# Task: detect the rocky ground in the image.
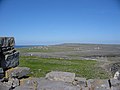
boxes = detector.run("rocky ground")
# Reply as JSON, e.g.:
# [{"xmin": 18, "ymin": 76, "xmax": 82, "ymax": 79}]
[
  {"xmin": 1, "ymin": 70, "xmax": 120, "ymax": 90},
  {"xmin": 19, "ymin": 44, "xmax": 120, "ymax": 60}
]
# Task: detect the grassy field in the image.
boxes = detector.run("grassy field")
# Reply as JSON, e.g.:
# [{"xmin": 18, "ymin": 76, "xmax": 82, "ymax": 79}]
[{"xmin": 19, "ymin": 56, "xmax": 110, "ymax": 79}]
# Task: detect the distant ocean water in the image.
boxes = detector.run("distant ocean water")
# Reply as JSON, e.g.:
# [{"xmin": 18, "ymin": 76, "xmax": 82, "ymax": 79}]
[{"xmin": 15, "ymin": 45, "xmax": 43, "ymax": 48}]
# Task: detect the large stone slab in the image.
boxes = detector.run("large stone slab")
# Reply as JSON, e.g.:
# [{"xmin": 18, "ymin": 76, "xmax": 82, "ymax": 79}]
[
  {"xmin": 38, "ymin": 78, "xmax": 81, "ymax": 90},
  {"xmin": 87, "ymin": 79, "xmax": 110, "ymax": 90},
  {"xmin": 0, "ymin": 37, "xmax": 15, "ymax": 47},
  {"xmin": 18, "ymin": 78, "xmax": 81, "ymax": 90},
  {"xmin": 5, "ymin": 67, "xmax": 30, "ymax": 78},
  {"xmin": 1, "ymin": 51, "xmax": 19, "ymax": 69},
  {"xmin": 45, "ymin": 71, "xmax": 75, "ymax": 83}
]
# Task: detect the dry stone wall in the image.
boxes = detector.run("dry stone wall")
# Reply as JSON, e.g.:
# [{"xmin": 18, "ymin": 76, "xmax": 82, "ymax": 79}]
[
  {"xmin": 0, "ymin": 37, "xmax": 30, "ymax": 89},
  {"xmin": 3, "ymin": 71, "xmax": 119, "ymax": 90},
  {"xmin": 0, "ymin": 37, "xmax": 19, "ymax": 70}
]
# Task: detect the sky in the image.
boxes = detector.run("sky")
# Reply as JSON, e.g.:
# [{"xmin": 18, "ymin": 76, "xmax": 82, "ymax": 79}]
[{"xmin": 0, "ymin": 0, "xmax": 120, "ymax": 45}]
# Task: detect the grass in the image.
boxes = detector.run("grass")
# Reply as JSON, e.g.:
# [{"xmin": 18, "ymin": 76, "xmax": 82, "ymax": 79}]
[{"xmin": 19, "ymin": 56, "xmax": 110, "ymax": 79}]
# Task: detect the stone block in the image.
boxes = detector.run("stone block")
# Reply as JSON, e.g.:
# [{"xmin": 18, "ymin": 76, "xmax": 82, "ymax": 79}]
[
  {"xmin": 73, "ymin": 77, "xmax": 87, "ymax": 87},
  {"xmin": 1, "ymin": 47, "xmax": 14, "ymax": 53},
  {"xmin": 0, "ymin": 82, "xmax": 12, "ymax": 90},
  {"xmin": 111, "ymin": 86, "xmax": 120, "ymax": 90},
  {"xmin": 38, "ymin": 78, "xmax": 81, "ymax": 90},
  {"xmin": 14, "ymin": 86, "xmax": 35, "ymax": 90},
  {"xmin": 110, "ymin": 78, "xmax": 120, "ymax": 86},
  {"xmin": 5, "ymin": 67, "xmax": 30, "ymax": 78},
  {"xmin": 87, "ymin": 79, "xmax": 110, "ymax": 90},
  {"xmin": 20, "ymin": 78, "xmax": 38, "ymax": 87},
  {"xmin": 45, "ymin": 71, "xmax": 75, "ymax": 83},
  {"xmin": 1, "ymin": 51, "xmax": 19, "ymax": 69},
  {"xmin": 11, "ymin": 78, "xmax": 19, "ymax": 88},
  {"xmin": 3, "ymin": 78, "xmax": 19, "ymax": 88},
  {"xmin": 2, "ymin": 49, "xmax": 16, "ymax": 55},
  {"xmin": 19, "ymin": 78, "xmax": 39, "ymax": 90},
  {"xmin": 0, "ymin": 37, "xmax": 15, "ymax": 48}
]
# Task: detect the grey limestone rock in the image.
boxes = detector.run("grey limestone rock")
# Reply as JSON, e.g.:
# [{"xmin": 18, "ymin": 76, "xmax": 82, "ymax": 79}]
[
  {"xmin": 14, "ymin": 86, "xmax": 35, "ymax": 90},
  {"xmin": 111, "ymin": 86, "xmax": 120, "ymax": 90},
  {"xmin": 38, "ymin": 78, "xmax": 81, "ymax": 90},
  {"xmin": 45, "ymin": 71, "xmax": 75, "ymax": 83},
  {"xmin": 1, "ymin": 78, "xmax": 19, "ymax": 89},
  {"xmin": 1, "ymin": 51, "xmax": 19, "ymax": 69},
  {"xmin": 110, "ymin": 78, "xmax": 120, "ymax": 86},
  {"xmin": 5, "ymin": 67, "xmax": 30, "ymax": 79},
  {"xmin": 0, "ymin": 37, "xmax": 15, "ymax": 48},
  {"xmin": 20, "ymin": 78, "xmax": 39, "ymax": 87},
  {"xmin": 0, "ymin": 82, "xmax": 12, "ymax": 90},
  {"xmin": 110, "ymin": 78, "xmax": 120, "ymax": 90},
  {"xmin": 15, "ymin": 78, "xmax": 81, "ymax": 90},
  {"xmin": 0, "ymin": 37, "xmax": 19, "ymax": 70},
  {"xmin": 87, "ymin": 79, "xmax": 110, "ymax": 90},
  {"xmin": 73, "ymin": 77, "xmax": 87, "ymax": 87},
  {"xmin": 9, "ymin": 78, "xmax": 19, "ymax": 88}
]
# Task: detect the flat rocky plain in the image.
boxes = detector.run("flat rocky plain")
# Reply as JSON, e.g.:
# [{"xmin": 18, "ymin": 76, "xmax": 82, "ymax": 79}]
[
  {"xmin": 17, "ymin": 43, "xmax": 120, "ymax": 79},
  {"xmin": 18, "ymin": 43, "xmax": 120, "ymax": 59}
]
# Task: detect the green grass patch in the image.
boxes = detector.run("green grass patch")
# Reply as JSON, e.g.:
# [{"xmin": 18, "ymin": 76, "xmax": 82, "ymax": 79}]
[{"xmin": 19, "ymin": 56, "xmax": 109, "ymax": 79}]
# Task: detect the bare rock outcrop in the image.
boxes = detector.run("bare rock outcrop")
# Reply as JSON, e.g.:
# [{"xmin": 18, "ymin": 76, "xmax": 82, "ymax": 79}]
[{"xmin": 46, "ymin": 71, "xmax": 75, "ymax": 83}]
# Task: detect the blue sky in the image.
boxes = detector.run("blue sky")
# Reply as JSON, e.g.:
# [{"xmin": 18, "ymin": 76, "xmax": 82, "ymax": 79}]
[{"xmin": 0, "ymin": 0, "xmax": 120, "ymax": 45}]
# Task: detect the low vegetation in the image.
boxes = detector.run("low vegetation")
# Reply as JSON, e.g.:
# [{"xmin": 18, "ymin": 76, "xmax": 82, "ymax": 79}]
[{"xmin": 19, "ymin": 56, "xmax": 109, "ymax": 79}]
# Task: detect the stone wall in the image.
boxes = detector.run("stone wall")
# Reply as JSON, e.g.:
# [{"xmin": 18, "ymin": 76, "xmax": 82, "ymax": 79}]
[
  {"xmin": 0, "ymin": 37, "xmax": 19, "ymax": 79},
  {"xmin": 0, "ymin": 37, "xmax": 19, "ymax": 70},
  {"xmin": 1, "ymin": 71, "xmax": 120, "ymax": 90}
]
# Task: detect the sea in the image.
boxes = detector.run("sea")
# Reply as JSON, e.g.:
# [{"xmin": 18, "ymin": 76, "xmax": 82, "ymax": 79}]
[{"xmin": 15, "ymin": 45, "xmax": 44, "ymax": 48}]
